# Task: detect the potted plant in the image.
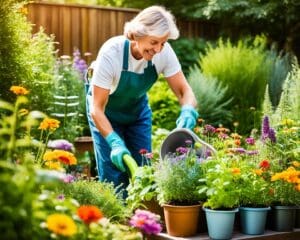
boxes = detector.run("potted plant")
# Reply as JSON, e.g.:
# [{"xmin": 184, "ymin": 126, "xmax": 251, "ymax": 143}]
[
  {"xmin": 154, "ymin": 142, "xmax": 206, "ymax": 237},
  {"xmin": 257, "ymin": 116, "xmax": 300, "ymax": 232},
  {"xmin": 199, "ymin": 154, "xmax": 241, "ymax": 240},
  {"xmin": 238, "ymin": 159, "xmax": 272, "ymax": 235}
]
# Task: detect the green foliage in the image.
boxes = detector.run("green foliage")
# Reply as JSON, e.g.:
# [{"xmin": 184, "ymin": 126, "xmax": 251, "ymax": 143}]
[
  {"xmin": 51, "ymin": 55, "xmax": 87, "ymax": 142},
  {"xmin": 148, "ymin": 76, "xmax": 179, "ymax": 131},
  {"xmin": 170, "ymin": 37, "xmax": 211, "ymax": 76},
  {"xmin": 0, "ymin": 0, "xmax": 33, "ymax": 103},
  {"xmin": 57, "ymin": 180, "xmax": 129, "ymax": 221},
  {"xmin": 188, "ymin": 65, "xmax": 232, "ymax": 126},
  {"xmin": 263, "ymin": 60, "xmax": 300, "ymax": 124},
  {"xmin": 199, "ymin": 157, "xmax": 241, "ymax": 210},
  {"xmin": 26, "ymin": 28, "xmax": 57, "ymax": 115},
  {"xmin": 182, "ymin": 0, "xmax": 300, "ymax": 57},
  {"xmin": 199, "ymin": 37, "xmax": 272, "ymax": 133},
  {"xmin": 267, "ymin": 49, "xmax": 292, "ymax": 109},
  {"xmin": 126, "ymin": 165, "xmax": 158, "ymax": 211}
]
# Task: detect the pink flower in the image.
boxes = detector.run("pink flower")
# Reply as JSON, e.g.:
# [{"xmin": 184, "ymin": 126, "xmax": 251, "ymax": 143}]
[{"xmin": 129, "ymin": 209, "xmax": 162, "ymax": 235}]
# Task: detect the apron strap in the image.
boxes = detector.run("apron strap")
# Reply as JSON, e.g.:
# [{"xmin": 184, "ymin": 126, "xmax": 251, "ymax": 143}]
[{"xmin": 122, "ymin": 39, "xmax": 129, "ymax": 71}]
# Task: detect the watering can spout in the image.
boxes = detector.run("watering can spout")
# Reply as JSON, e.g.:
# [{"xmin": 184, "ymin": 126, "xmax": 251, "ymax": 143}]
[{"xmin": 160, "ymin": 128, "xmax": 216, "ymax": 160}]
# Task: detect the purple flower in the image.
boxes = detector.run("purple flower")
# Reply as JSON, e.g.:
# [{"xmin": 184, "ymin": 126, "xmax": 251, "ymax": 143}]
[
  {"xmin": 246, "ymin": 150, "xmax": 259, "ymax": 155},
  {"xmin": 48, "ymin": 139, "xmax": 74, "ymax": 151},
  {"xmin": 202, "ymin": 124, "xmax": 216, "ymax": 135},
  {"xmin": 228, "ymin": 147, "xmax": 247, "ymax": 154},
  {"xmin": 245, "ymin": 137, "xmax": 255, "ymax": 145},
  {"xmin": 129, "ymin": 209, "xmax": 162, "ymax": 235},
  {"xmin": 61, "ymin": 174, "xmax": 76, "ymax": 183},
  {"xmin": 260, "ymin": 116, "xmax": 277, "ymax": 143},
  {"xmin": 268, "ymin": 128, "xmax": 277, "ymax": 143},
  {"xmin": 57, "ymin": 194, "xmax": 65, "ymax": 200},
  {"xmin": 176, "ymin": 147, "xmax": 188, "ymax": 155}
]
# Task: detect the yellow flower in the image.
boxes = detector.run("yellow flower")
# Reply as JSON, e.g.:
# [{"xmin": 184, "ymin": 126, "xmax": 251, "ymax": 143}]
[
  {"xmin": 43, "ymin": 150, "xmax": 77, "ymax": 165},
  {"xmin": 46, "ymin": 213, "xmax": 77, "ymax": 237},
  {"xmin": 44, "ymin": 161, "xmax": 63, "ymax": 171},
  {"xmin": 39, "ymin": 118, "xmax": 60, "ymax": 131},
  {"xmin": 281, "ymin": 118, "xmax": 295, "ymax": 127},
  {"xmin": 292, "ymin": 161, "xmax": 300, "ymax": 168},
  {"xmin": 10, "ymin": 86, "xmax": 29, "ymax": 95}
]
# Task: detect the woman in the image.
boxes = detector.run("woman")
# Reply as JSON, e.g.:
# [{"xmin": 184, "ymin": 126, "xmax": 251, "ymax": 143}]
[{"xmin": 86, "ymin": 6, "xmax": 198, "ymax": 193}]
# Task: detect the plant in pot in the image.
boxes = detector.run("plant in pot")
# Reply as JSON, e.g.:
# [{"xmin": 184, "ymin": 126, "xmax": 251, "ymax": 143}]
[
  {"xmin": 154, "ymin": 142, "xmax": 206, "ymax": 237},
  {"xmin": 238, "ymin": 158, "xmax": 272, "ymax": 235},
  {"xmin": 199, "ymin": 154, "xmax": 241, "ymax": 240},
  {"xmin": 256, "ymin": 116, "xmax": 300, "ymax": 231}
]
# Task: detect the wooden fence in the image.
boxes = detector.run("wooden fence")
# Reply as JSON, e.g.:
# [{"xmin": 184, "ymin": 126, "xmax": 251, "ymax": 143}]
[{"xmin": 27, "ymin": 2, "xmax": 219, "ymax": 59}]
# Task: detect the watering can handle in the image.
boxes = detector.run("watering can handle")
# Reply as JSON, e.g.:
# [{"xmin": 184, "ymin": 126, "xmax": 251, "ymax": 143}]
[{"xmin": 123, "ymin": 154, "xmax": 138, "ymax": 180}]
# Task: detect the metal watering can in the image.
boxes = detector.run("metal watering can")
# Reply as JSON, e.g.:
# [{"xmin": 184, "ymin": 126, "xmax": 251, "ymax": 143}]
[
  {"xmin": 123, "ymin": 128, "xmax": 216, "ymax": 180},
  {"xmin": 160, "ymin": 128, "xmax": 216, "ymax": 160}
]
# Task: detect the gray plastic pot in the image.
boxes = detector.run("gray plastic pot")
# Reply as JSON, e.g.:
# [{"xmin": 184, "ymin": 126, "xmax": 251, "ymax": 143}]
[{"xmin": 160, "ymin": 128, "xmax": 216, "ymax": 160}]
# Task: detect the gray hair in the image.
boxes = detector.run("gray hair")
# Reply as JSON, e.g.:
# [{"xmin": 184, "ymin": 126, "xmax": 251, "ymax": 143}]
[{"xmin": 124, "ymin": 6, "xmax": 179, "ymax": 40}]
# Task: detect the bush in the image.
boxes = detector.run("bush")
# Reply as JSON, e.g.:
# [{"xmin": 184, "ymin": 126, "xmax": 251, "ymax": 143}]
[
  {"xmin": 199, "ymin": 36, "xmax": 273, "ymax": 133},
  {"xmin": 170, "ymin": 37, "xmax": 211, "ymax": 76},
  {"xmin": 148, "ymin": 76, "xmax": 179, "ymax": 131},
  {"xmin": 188, "ymin": 65, "xmax": 233, "ymax": 126},
  {"xmin": 56, "ymin": 180, "xmax": 129, "ymax": 222},
  {"xmin": 0, "ymin": 0, "xmax": 33, "ymax": 103}
]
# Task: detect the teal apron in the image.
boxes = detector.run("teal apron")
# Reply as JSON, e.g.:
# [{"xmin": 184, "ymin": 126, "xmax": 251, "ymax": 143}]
[{"xmin": 87, "ymin": 39, "xmax": 158, "ymax": 193}]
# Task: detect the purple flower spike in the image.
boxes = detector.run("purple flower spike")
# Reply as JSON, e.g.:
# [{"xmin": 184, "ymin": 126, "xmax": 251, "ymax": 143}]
[{"xmin": 268, "ymin": 128, "xmax": 277, "ymax": 143}]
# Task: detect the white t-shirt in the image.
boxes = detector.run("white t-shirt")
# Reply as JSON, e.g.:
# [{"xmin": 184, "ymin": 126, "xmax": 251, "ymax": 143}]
[{"xmin": 91, "ymin": 35, "xmax": 181, "ymax": 94}]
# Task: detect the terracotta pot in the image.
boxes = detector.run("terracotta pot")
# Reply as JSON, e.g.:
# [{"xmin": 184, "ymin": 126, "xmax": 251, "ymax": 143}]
[
  {"xmin": 163, "ymin": 204, "xmax": 201, "ymax": 237},
  {"xmin": 74, "ymin": 136, "xmax": 93, "ymax": 153}
]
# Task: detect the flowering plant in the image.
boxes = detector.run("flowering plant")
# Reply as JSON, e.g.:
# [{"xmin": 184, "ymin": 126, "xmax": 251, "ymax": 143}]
[
  {"xmin": 129, "ymin": 209, "xmax": 162, "ymax": 236},
  {"xmin": 126, "ymin": 150, "xmax": 159, "ymax": 210},
  {"xmin": 155, "ymin": 141, "xmax": 206, "ymax": 205},
  {"xmin": 257, "ymin": 116, "xmax": 300, "ymax": 206}
]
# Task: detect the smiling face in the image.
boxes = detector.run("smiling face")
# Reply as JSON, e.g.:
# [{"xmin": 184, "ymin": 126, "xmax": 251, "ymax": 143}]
[{"xmin": 131, "ymin": 34, "xmax": 169, "ymax": 61}]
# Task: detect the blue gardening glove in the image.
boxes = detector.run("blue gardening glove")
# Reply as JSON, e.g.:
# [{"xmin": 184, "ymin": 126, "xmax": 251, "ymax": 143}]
[
  {"xmin": 176, "ymin": 104, "xmax": 199, "ymax": 130},
  {"xmin": 105, "ymin": 131, "xmax": 130, "ymax": 172}
]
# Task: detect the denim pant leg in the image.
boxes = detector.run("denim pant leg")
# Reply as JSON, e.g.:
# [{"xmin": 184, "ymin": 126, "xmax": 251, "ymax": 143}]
[
  {"xmin": 124, "ymin": 106, "xmax": 152, "ymax": 166},
  {"xmin": 86, "ymin": 93, "xmax": 128, "ymax": 192}
]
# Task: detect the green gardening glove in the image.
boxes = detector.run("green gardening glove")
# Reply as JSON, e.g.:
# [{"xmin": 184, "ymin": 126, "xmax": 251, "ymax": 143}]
[{"xmin": 105, "ymin": 131, "xmax": 130, "ymax": 172}]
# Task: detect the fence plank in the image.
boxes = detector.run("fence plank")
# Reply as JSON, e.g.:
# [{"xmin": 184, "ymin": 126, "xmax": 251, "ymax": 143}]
[{"xmin": 27, "ymin": 2, "xmax": 218, "ymax": 60}]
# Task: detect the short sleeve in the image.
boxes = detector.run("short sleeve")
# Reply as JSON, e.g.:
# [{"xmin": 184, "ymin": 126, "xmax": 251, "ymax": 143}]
[{"xmin": 160, "ymin": 42, "xmax": 181, "ymax": 77}]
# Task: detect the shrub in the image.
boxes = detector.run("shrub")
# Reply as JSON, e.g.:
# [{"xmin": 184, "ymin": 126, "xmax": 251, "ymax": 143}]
[
  {"xmin": 148, "ymin": 76, "xmax": 179, "ymax": 131},
  {"xmin": 199, "ymin": 36, "xmax": 272, "ymax": 134},
  {"xmin": 188, "ymin": 65, "xmax": 233, "ymax": 126},
  {"xmin": 170, "ymin": 37, "xmax": 211, "ymax": 75},
  {"xmin": 56, "ymin": 180, "xmax": 129, "ymax": 222}
]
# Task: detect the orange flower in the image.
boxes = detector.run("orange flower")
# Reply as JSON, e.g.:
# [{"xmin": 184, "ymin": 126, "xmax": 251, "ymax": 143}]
[
  {"xmin": 215, "ymin": 127, "xmax": 230, "ymax": 133},
  {"xmin": 254, "ymin": 169, "xmax": 263, "ymax": 176},
  {"xmin": 39, "ymin": 118, "xmax": 60, "ymax": 131},
  {"xmin": 230, "ymin": 133, "xmax": 242, "ymax": 140},
  {"xmin": 77, "ymin": 205, "xmax": 103, "ymax": 224},
  {"xmin": 43, "ymin": 150, "xmax": 77, "ymax": 165},
  {"xmin": 10, "ymin": 86, "xmax": 29, "ymax": 95},
  {"xmin": 231, "ymin": 168, "xmax": 241, "ymax": 175}
]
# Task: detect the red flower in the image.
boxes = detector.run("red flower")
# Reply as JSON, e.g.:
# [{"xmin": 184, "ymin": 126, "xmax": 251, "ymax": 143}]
[
  {"xmin": 259, "ymin": 159, "xmax": 270, "ymax": 170},
  {"xmin": 139, "ymin": 149, "xmax": 148, "ymax": 155},
  {"xmin": 77, "ymin": 205, "xmax": 103, "ymax": 224}
]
